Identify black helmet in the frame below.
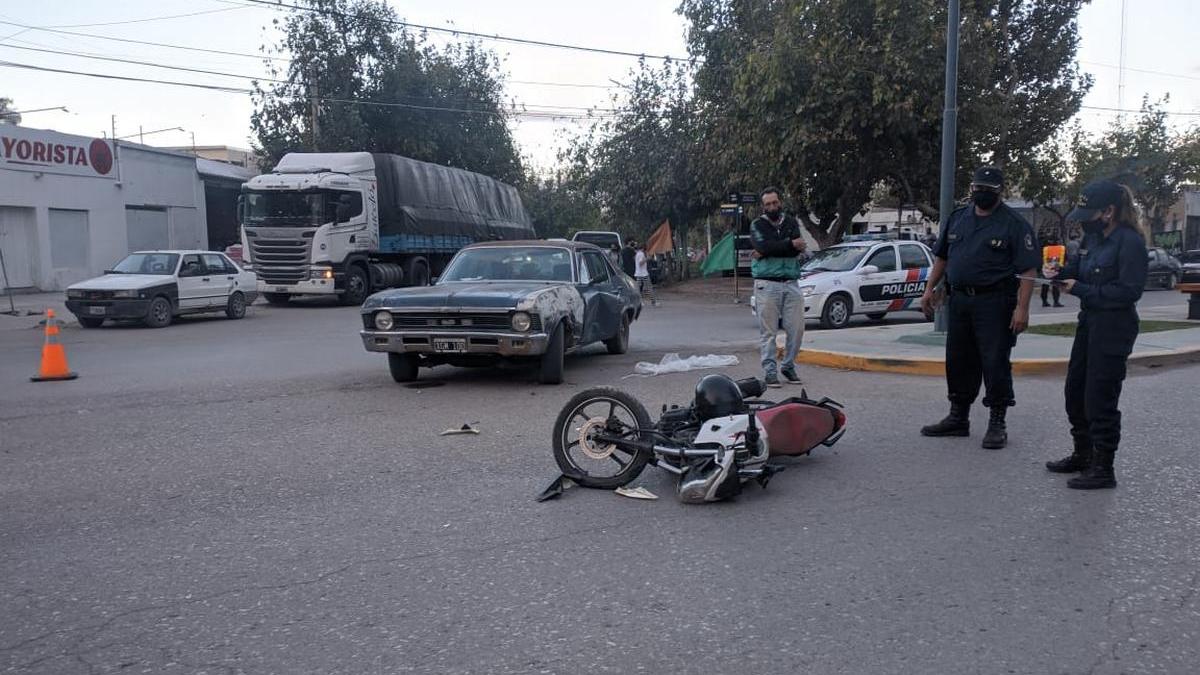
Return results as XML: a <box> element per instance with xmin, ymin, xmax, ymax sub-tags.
<box><xmin>694</xmin><ymin>374</ymin><xmax>747</xmax><ymax>420</ymax></box>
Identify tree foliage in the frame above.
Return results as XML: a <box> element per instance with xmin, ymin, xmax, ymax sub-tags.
<box><xmin>671</xmin><ymin>0</ymin><xmax>1091</xmax><ymax>245</ymax></box>
<box><xmin>251</xmin><ymin>0</ymin><xmax>522</xmax><ymax>183</ymax></box>
<box><xmin>0</xmin><ymin>97</ymin><xmax>19</xmax><ymax>126</ymax></box>
<box><xmin>1023</xmin><ymin>99</ymin><xmax>1200</xmax><ymax>234</ymax></box>
<box><xmin>567</xmin><ymin>59</ymin><xmax>716</xmax><ymax>252</ymax></box>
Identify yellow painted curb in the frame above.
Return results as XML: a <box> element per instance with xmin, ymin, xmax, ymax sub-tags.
<box><xmin>795</xmin><ymin>346</ymin><xmax>1200</xmax><ymax>377</ymax></box>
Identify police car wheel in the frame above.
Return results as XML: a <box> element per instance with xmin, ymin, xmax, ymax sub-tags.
<box><xmin>820</xmin><ymin>293</ymin><xmax>853</xmax><ymax>329</ymax></box>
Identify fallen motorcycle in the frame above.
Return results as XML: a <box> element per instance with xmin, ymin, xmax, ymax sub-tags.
<box><xmin>544</xmin><ymin>373</ymin><xmax>847</xmax><ymax>503</ymax></box>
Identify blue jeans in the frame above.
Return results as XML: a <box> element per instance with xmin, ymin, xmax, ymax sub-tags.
<box><xmin>754</xmin><ymin>279</ymin><xmax>805</xmax><ymax>376</ymax></box>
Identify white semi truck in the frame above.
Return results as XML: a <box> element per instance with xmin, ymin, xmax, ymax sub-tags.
<box><xmin>238</xmin><ymin>152</ymin><xmax>535</xmax><ymax>305</ymax></box>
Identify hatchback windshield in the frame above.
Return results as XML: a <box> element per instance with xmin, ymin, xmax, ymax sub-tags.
<box><xmin>440</xmin><ymin>247</ymin><xmax>574</xmax><ymax>282</ymax></box>
<box><xmin>110</xmin><ymin>253</ymin><xmax>179</xmax><ymax>275</ymax></box>
<box><xmin>800</xmin><ymin>246</ymin><xmax>870</xmax><ymax>273</ymax></box>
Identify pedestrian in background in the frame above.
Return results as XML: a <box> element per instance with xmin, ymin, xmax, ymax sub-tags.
<box><xmin>634</xmin><ymin>243</ymin><xmax>658</xmax><ymax>306</ymax></box>
<box><xmin>1043</xmin><ymin>180</ymin><xmax>1148</xmax><ymax>489</ymax></box>
<box><xmin>620</xmin><ymin>239</ymin><xmax>637</xmax><ymax>278</ymax></box>
<box><xmin>919</xmin><ymin>166</ymin><xmax>1039</xmax><ymax>449</ymax></box>
<box><xmin>1040</xmin><ymin>234</ymin><xmax>1065</xmax><ymax>308</ymax></box>
<box><xmin>750</xmin><ymin>187</ymin><xmax>806</xmax><ymax>387</ymax></box>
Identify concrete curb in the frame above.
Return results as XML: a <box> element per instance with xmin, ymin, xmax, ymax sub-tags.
<box><xmin>796</xmin><ymin>345</ymin><xmax>1200</xmax><ymax>376</ymax></box>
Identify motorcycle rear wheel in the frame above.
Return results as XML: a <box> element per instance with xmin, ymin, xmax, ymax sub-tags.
<box><xmin>552</xmin><ymin>387</ymin><xmax>653</xmax><ymax>489</ymax></box>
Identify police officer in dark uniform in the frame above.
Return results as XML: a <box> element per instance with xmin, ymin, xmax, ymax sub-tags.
<box><xmin>919</xmin><ymin>166</ymin><xmax>1040</xmax><ymax>449</ymax></box>
<box><xmin>1043</xmin><ymin>180</ymin><xmax>1148</xmax><ymax>489</ymax></box>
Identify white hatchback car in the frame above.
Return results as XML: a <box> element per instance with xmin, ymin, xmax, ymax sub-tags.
<box><xmin>752</xmin><ymin>239</ymin><xmax>934</xmax><ymax>329</ymax></box>
<box><xmin>65</xmin><ymin>251</ymin><xmax>258</xmax><ymax>328</ymax></box>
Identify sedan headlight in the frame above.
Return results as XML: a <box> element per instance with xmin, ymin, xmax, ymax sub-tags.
<box><xmin>800</xmin><ymin>285</ymin><xmax>816</xmax><ymax>297</ymax></box>
<box><xmin>66</xmin><ymin>289</ymin><xmax>84</xmax><ymax>298</ymax></box>
<box><xmin>112</xmin><ymin>289</ymin><xmax>138</xmax><ymax>298</ymax></box>
<box><xmin>511</xmin><ymin>312</ymin><xmax>532</xmax><ymax>332</ymax></box>
<box><xmin>374</xmin><ymin>311</ymin><xmax>394</xmax><ymax>330</ymax></box>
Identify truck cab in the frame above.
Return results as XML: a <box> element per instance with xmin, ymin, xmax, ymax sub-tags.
<box><xmin>239</xmin><ymin>153</ymin><xmax>378</xmax><ymax>305</ymax></box>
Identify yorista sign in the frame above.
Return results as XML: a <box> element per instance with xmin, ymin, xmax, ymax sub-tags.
<box><xmin>0</xmin><ymin>126</ymin><xmax>115</xmax><ymax>179</ymax></box>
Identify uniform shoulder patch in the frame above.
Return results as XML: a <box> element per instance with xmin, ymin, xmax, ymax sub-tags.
<box><xmin>1024</xmin><ymin>233</ymin><xmax>1034</xmax><ymax>250</ymax></box>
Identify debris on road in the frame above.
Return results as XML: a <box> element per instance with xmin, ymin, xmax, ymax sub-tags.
<box><xmin>628</xmin><ymin>353</ymin><xmax>739</xmax><ymax>377</ymax></box>
<box><xmin>535</xmin><ymin>475</ymin><xmax>577</xmax><ymax>502</ymax></box>
<box><xmin>440</xmin><ymin>423</ymin><xmax>481</xmax><ymax>436</ymax></box>
<box><xmin>614</xmin><ymin>486</ymin><xmax>658</xmax><ymax>500</ymax></box>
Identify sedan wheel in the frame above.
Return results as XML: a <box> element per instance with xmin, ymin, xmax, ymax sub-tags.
<box><xmin>144</xmin><ymin>296</ymin><xmax>172</xmax><ymax>328</ymax></box>
<box><xmin>820</xmin><ymin>294</ymin><xmax>852</xmax><ymax>329</ymax></box>
<box><xmin>226</xmin><ymin>292</ymin><xmax>247</xmax><ymax>319</ymax></box>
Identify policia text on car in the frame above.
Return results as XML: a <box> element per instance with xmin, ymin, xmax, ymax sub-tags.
<box><xmin>919</xmin><ymin>166</ymin><xmax>1039</xmax><ymax>449</ymax></box>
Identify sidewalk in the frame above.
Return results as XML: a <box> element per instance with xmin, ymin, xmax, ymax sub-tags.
<box><xmin>0</xmin><ymin>291</ymin><xmax>66</xmax><ymax>331</ymax></box>
<box><xmin>797</xmin><ymin>302</ymin><xmax>1200</xmax><ymax>375</ymax></box>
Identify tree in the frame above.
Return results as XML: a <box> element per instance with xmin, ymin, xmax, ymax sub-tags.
<box><xmin>0</xmin><ymin>97</ymin><xmax>19</xmax><ymax>126</ymax></box>
<box><xmin>251</xmin><ymin>0</ymin><xmax>522</xmax><ymax>183</ymax></box>
<box><xmin>521</xmin><ymin>166</ymin><xmax>603</xmax><ymax>240</ymax></box>
<box><xmin>567</xmin><ymin>59</ymin><xmax>717</xmax><ymax>270</ymax></box>
<box><xmin>678</xmin><ymin>0</ymin><xmax>1091</xmax><ymax>246</ymax></box>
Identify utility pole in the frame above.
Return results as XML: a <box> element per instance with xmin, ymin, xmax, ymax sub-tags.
<box><xmin>934</xmin><ymin>0</ymin><xmax>961</xmax><ymax>334</ymax></box>
<box><xmin>139</xmin><ymin>125</ymin><xmax>144</xmax><ymax>144</ymax></box>
<box><xmin>310</xmin><ymin>76</ymin><xmax>320</xmax><ymax>151</ymax></box>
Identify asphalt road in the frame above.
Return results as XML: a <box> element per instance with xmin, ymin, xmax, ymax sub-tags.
<box><xmin>2</xmin><ymin>294</ymin><xmax>1197</xmax><ymax>674</ymax></box>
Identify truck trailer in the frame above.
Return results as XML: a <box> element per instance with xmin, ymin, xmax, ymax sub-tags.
<box><xmin>238</xmin><ymin>152</ymin><xmax>535</xmax><ymax>305</ymax></box>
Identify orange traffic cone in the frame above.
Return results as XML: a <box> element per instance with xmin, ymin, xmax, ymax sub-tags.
<box><xmin>31</xmin><ymin>309</ymin><xmax>78</xmax><ymax>382</ymax></box>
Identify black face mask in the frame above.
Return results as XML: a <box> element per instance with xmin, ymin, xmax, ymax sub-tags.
<box><xmin>971</xmin><ymin>190</ymin><xmax>1000</xmax><ymax>210</ymax></box>
<box><xmin>764</xmin><ymin>208</ymin><xmax>782</xmax><ymax>220</ymax></box>
<box><xmin>1082</xmin><ymin>219</ymin><xmax>1106</xmax><ymax>235</ymax></box>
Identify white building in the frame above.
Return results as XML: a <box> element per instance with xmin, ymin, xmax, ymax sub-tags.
<box><xmin>1</xmin><ymin>125</ymin><xmax>208</xmax><ymax>292</ymax></box>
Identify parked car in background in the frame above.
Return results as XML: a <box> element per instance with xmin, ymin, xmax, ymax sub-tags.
<box><xmin>360</xmin><ymin>241</ymin><xmax>642</xmax><ymax>384</ymax></box>
<box><xmin>571</xmin><ymin>230</ymin><xmax>622</xmax><ymax>251</ymax></box>
<box><xmin>1176</xmin><ymin>249</ymin><xmax>1200</xmax><ymax>286</ymax></box>
<box><xmin>65</xmin><ymin>251</ymin><xmax>258</xmax><ymax>328</ymax></box>
<box><xmin>1146</xmin><ymin>247</ymin><xmax>1183</xmax><ymax>289</ymax></box>
<box><xmin>752</xmin><ymin>238</ymin><xmax>934</xmax><ymax>329</ymax></box>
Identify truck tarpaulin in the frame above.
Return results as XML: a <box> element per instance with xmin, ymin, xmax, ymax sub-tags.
<box><xmin>371</xmin><ymin>154</ymin><xmax>534</xmax><ymax>241</ymax></box>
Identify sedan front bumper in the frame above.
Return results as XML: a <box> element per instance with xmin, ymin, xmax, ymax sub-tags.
<box><xmin>66</xmin><ymin>298</ymin><xmax>151</xmax><ymax>320</ymax></box>
<box><xmin>361</xmin><ymin>330</ymin><xmax>551</xmax><ymax>357</ymax></box>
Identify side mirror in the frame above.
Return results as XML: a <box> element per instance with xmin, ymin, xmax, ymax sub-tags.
<box><xmin>858</xmin><ymin>265</ymin><xmax>880</xmax><ymax>276</ymax></box>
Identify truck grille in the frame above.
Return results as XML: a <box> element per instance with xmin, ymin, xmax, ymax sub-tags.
<box><xmin>364</xmin><ymin>312</ymin><xmax>542</xmax><ymax>332</ymax></box>
<box><xmin>249</xmin><ymin>237</ymin><xmax>311</xmax><ymax>285</ymax></box>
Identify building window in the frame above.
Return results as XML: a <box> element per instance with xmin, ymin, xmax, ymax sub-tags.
<box><xmin>48</xmin><ymin>209</ymin><xmax>89</xmax><ymax>269</ymax></box>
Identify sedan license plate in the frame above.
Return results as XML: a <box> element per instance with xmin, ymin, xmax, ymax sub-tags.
<box><xmin>433</xmin><ymin>338</ymin><xmax>467</xmax><ymax>353</ymax></box>
<box><xmin>88</xmin><ymin>306</ymin><xmax>106</xmax><ymax>315</ymax></box>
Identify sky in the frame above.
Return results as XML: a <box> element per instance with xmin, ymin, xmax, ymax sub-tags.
<box><xmin>2</xmin><ymin>0</ymin><xmax>1198</xmax><ymax>171</ymax></box>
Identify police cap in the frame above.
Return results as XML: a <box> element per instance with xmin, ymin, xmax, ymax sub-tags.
<box><xmin>1066</xmin><ymin>179</ymin><xmax>1124</xmax><ymax>223</ymax></box>
<box><xmin>971</xmin><ymin>166</ymin><xmax>1004</xmax><ymax>189</ymax></box>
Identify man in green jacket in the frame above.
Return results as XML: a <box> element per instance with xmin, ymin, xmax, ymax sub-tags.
<box><xmin>750</xmin><ymin>187</ymin><xmax>808</xmax><ymax>387</ymax></box>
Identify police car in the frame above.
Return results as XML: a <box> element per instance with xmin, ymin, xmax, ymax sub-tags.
<box><xmin>752</xmin><ymin>238</ymin><xmax>935</xmax><ymax>329</ymax></box>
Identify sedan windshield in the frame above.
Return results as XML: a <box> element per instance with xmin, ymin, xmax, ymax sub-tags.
<box><xmin>801</xmin><ymin>246</ymin><xmax>870</xmax><ymax>272</ymax></box>
<box><xmin>440</xmin><ymin>247</ymin><xmax>574</xmax><ymax>282</ymax></box>
<box><xmin>110</xmin><ymin>253</ymin><xmax>179</xmax><ymax>275</ymax></box>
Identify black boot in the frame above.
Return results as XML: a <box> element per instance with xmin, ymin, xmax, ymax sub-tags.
<box><xmin>1046</xmin><ymin>440</ymin><xmax>1091</xmax><ymax>473</ymax></box>
<box><xmin>981</xmin><ymin>406</ymin><xmax>1008</xmax><ymax>449</ymax></box>
<box><xmin>920</xmin><ymin>403</ymin><xmax>970</xmax><ymax>437</ymax></box>
<box><xmin>1067</xmin><ymin>450</ymin><xmax>1117</xmax><ymax>489</ymax></box>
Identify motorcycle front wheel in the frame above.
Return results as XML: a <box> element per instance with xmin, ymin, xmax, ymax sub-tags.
<box><xmin>552</xmin><ymin>387</ymin><xmax>653</xmax><ymax>489</ymax></box>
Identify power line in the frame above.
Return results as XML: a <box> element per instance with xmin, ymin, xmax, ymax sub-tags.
<box><xmin>1079</xmin><ymin>60</ymin><xmax>1200</xmax><ymax>83</ymax></box>
<box><xmin>0</xmin><ymin>59</ymin><xmax>623</xmax><ymax>120</ymax></box>
<box><xmin>0</xmin><ymin>20</ymin><xmax>290</xmax><ymax>62</ymax></box>
<box><xmin>0</xmin><ymin>20</ymin><xmax>623</xmax><ymax>90</ymax></box>
<box><xmin>43</xmin><ymin>6</ymin><xmax>248</xmax><ymax>29</ymax></box>
<box><xmin>0</xmin><ymin>44</ymin><xmax>618</xmax><ymax>113</ymax></box>
<box><xmin>1079</xmin><ymin>104</ymin><xmax>1200</xmax><ymax>117</ymax></box>
<box><xmin>229</xmin><ymin>0</ymin><xmax>688</xmax><ymax>61</ymax></box>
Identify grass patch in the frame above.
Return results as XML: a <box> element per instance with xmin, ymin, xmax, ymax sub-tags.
<box><xmin>1027</xmin><ymin>320</ymin><xmax>1199</xmax><ymax>337</ymax></box>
